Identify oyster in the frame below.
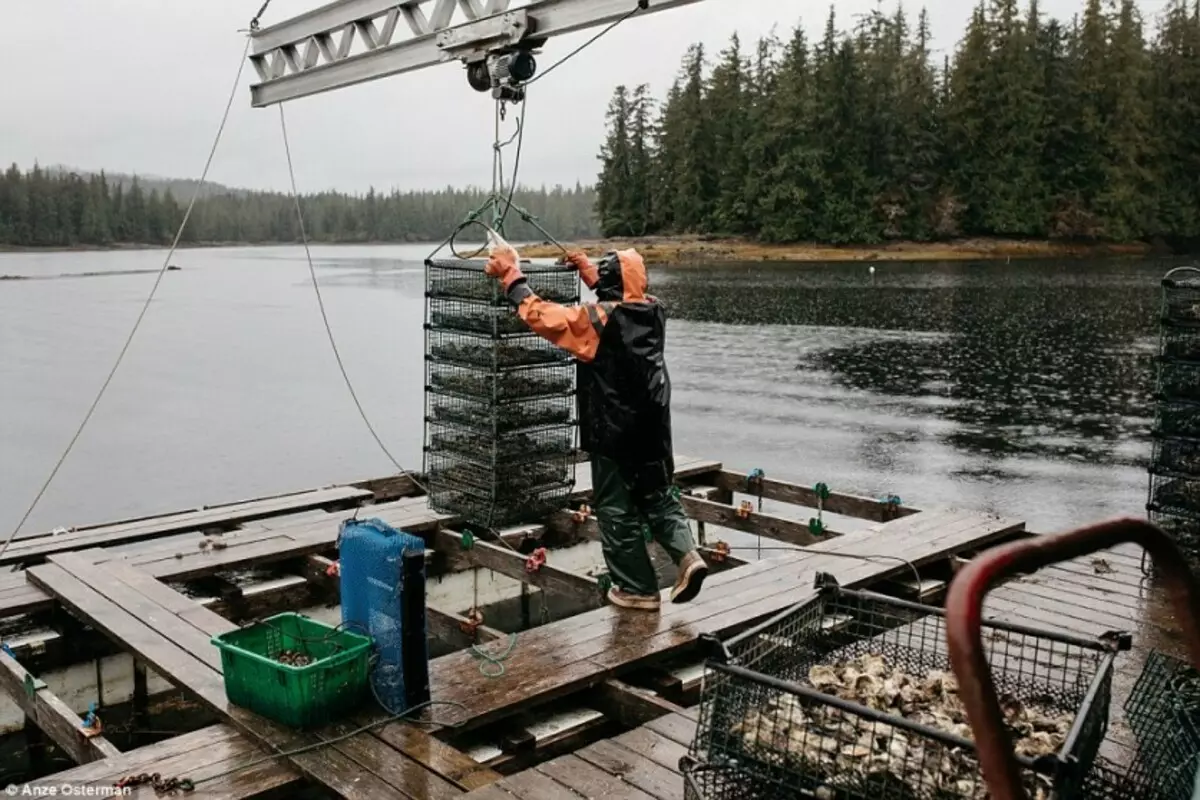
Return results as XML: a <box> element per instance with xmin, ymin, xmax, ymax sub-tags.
<box><xmin>728</xmin><ymin>652</ymin><xmax>1078</xmax><ymax>799</ymax></box>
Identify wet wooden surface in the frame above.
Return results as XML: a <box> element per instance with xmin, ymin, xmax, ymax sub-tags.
<box><xmin>7</xmin><ymin>486</ymin><xmax>373</xmax><ymax>566</ymax></box>
<box><xmin>463</xmin><ymin>711</ymin><xmax>698</xmax><ymax>799</ymax></box>
<box><xmin>27</xmin><ymin>724</ymin><xmax>300</xmax><ymax>798</ymax></box>
<box><xmin>27</xmin><ymin>553</ymin><xmax>479</xmax><ymax>799</ymax></box>
<box><xmin>0</xmin><ymin>456</ymin><xmax>723</xmax><ymax>619</ymax></box>
<box><xmin>977</xmin><ymin>540</ymin><xmax>1186</xmax><ymax>768</ymax></box>
<box><xmin>402</xmin><ymin>508</ymin><xmax>1024</xmax><ymax>735</ymax></box>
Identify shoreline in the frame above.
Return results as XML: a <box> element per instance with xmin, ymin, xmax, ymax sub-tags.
<box><xmin>0</xmin><ymin>235</ymin><xmax>1164</xmax><ymax>264</ymax></box>
<box><xmin>520</xmin><ymin>235</ymin><xmax>1159</xmax><ymax>264</ymax></box>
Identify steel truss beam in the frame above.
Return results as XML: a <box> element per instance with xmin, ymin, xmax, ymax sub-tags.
<box><xmin>248</xmin><ymin>0</ymin><xmax>707</xmax><ymax>107</ymax></box>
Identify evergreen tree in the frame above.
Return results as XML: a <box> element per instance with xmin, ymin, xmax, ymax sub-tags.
<box><xmin>0</xmin><ymin>166</ymin><xmax>601</xmax><ymax>248</ymax></box>
<box><xmin>590</xmin><ymin>0</ymin><xmax>1200</xmax><ymax>247</ymax></box>
<box><xmin>595</xmin><ymin>85</ymin><xmax>635</xmax><ymax>237</ymax></box>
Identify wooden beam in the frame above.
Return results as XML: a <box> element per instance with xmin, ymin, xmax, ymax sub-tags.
<box><xmin>685</xmin><ymin>485</ymin><xmax>734</xmax><ymax>504</ymax></box>
<box><xmin>426</xmin><ymin>607</ymin><xmax>507</xmax><ymax>650</ymax></box>
<box><xmin>0</xmin><ymin>650</ymin><xmax>120</xmax><ymax>764</ymax></box>
<box><xmin>349</xmin><ymin>473</ymin><xmax>424</xmax><ymax>502</ymax></box>
<box><xmin>680</xmin><ymin>495</ymin><xmax>842</xmax><ymax>545</ymax></box>
<box><xmin>13</xmin><ymin>486</ymin><xmax>373</xmax><ymax>565</ymax></box>
<box><xmin>588</xmin><ymin>679</ymin><xmax>689</xmax><ymax>728</ymax></box>
<box><xmin>714</xmin><ymin>469</ymin><xmax>918</xmax><ymax>522</ymax></box>
<box><xmin>434</xmin><ymin>531</ymin><xmax>603</xmax><ymax>608</ymax></box>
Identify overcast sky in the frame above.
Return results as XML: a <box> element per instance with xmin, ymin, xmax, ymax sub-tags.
<box><xmin>1</xmin><ymin>0</ymin><xmax>1176</xmax><ymax>194</ymax></box>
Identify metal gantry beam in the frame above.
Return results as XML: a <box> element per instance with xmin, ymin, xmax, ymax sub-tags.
<box><xmin>248</xmin><ymin>0</ymin><xmax>709</xmax><ymax>106</ymax></box>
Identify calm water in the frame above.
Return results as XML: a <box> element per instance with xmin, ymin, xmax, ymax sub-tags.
<box><xmin>0</xmin><ymin>245</ymin><xmax>1189</xmax><ymax>537</ymax></box>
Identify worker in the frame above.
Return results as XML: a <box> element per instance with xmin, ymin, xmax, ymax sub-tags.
<box><xmin>485</xmin><ymin>243</ymin><xmax>707</xmax><ymax>612</ymax></box>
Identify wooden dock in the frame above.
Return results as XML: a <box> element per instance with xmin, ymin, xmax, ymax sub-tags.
<box><xmin>0</xmin><ymin>454</ymin><xmax>1171</xmax><ymax>798</ymax></box>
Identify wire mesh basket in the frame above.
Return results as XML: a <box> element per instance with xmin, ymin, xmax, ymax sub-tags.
<box><xmin>427</xmin><ymin>361</ymin><xmax>574</xmax><ymax>403</ymax></box>
<box><xmin>425</xmin><ymin>258</ymin><xmax>580</xmax><ymax>305</ymax></box>
<box><xmin>1077</xmin><ymin>755</ymin><xmax>1160</xmax><ymax>800</ymax></box>
<box><xmin>1148</xmin><ymin>472</ymin><xmax>1200</xmax><ymax>521</ymax></box>
<box><xmin>426</xmin><ymin>450</ymin><xmax>574</xmax><ymax>495</ymax></box>
<box><xmin>1163</xmin><ymin>327</ymin><xmax>1200</xmax><ymax>364</ymax></box>
<box><xmin>1158</xmin><ymin>363</ymin><xmax>1200</xmax><ymax>404</ymax></box>
<box><xmin>427</xmin><ymin>422</ymin><xmax>575</xmax><ymax>466</ymax></box>
<box><xmin>427</xmin><ymin>391</ymin><xmax>574</xmax><ymax>434</ymax></box>
<box><xmin>1162</xmin><ymin>270</ymin><xmax>1200</xmax><ymax>327</ymax></box>
<box><xmin>1152</xmin><ymin>435</ymin><xmax>1200</xmax><ymax>477</ymax></box>
<box><xmin>1124</xmin><ymin>650</ymin><xmax>1200</xmax><ymax>800</ymax></box>
<box><xmin>427</xmin><ymin>327</ymin><xmax>570</xmax><ymax>369</ymax></box>
<box><xmin>429</xmin><ymin>297</ymin><xmax>532</xmax><ymax>337</ymax></box>
<box><xmin>1154</xmin><ymin>399</ymin><xmax>1200</xmax><ymax>439</ymax></box>
<box><xmin>427</xmin><ymin>480</ymin><xmax>576</xmax><ymax>529</ymax></box>
<box><xmin>686</xmin><ymin>578</ymin><xmax>1119</xmax><ymax>800</ymax></box>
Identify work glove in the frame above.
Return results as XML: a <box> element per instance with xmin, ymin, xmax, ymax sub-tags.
<box><xmin>485</xmin><ymin>244</ymin><xmax>526</xmax><ymax>292</ymax></box>
<box><xmin>562</xmin><ymin>250</ymin><xmax>599</xmax><ymax>288</ymax></box>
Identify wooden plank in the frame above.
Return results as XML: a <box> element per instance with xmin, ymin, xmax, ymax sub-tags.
<box><xmin>12</xmin><ymin>486</ymin><xmax>373</xmax><ymax>565</ymax></box>
<box><xmin>644</xmin><ymin>713</ymin><xmax>698</xmax><ymax>747</ymax></box>
<box><xmin>32</xmin><ymin>724</ymin><xmax>301</xmax><ymax>797</ymax></box>
<box><xmin>534</xmin><ymin>753</ymin><xmax>658</xmax><ymax>800</ymax></box>
<box><xmin>50</xmin><ymin>554</ymin><xmax>225</xmax><ymax>672</ymax></box>
<box><xmin>576</xmin><ymin>738</ymin><xmax>682</xmax><ymax>800</ymax></box>
<box><xmin>497</xmin><ymin>768</ymin><xmax>575</xmax><ymax>799</ymax></box>
<box><xmin>614</xmin><ymin>725</ymin><xmax>690</xmax><ymax>774</ymax></box>
<box><xmin>588</xmin><ymin>679</ymin><xmax>688</xmax><ymax>728</ymax></box>
<box><xmin>714</xmin><ymin>469</ymin><xmax>918</xmax><ymax>522</ymax></box>
<box><xmin>323</xmin><ymin>719</ymin><xmax>463</xmax><ymax>800</ymax></box>
<box><xmin>350</xmin><ymin>472</ymin><xmax>424</xmax><ymax>501</ymax></box>
<box><xmin>680</xmin><ymin>494</ymin><xmax>843</xmax><ymax>544</ymax></box>
<box><xmin>435</xmin><ymin>530</ymin><xmax>602</xmax><ymax>607</ymax></box>
<box><xmin>0</xmin><ymin>650</ymin><xmax>120</xmax><ymax>763</ymax></box>
<box><xmin>372</xmin><ymin>723</ymin><xmax>503</xmax><ymax>792</ymax></box>
<box><xmin>0</xmin><ymin>578</ymin><xmax>54</xmax><ymax>616</ymax></box>
<box><xmin>141</xmin><ymin>533</ymin><xmax>330</xmax><ymax>581</ymax></box>
<box><xmin>462</xmin><ymin>786</ymin><xmax>514</xmax><ymax>800</ymax></box>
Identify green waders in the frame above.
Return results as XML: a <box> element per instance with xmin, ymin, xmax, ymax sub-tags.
<box><xmin>591</xmin><ymin>455</ymin><xmax>696</xmax><ymax>597</ymax></box>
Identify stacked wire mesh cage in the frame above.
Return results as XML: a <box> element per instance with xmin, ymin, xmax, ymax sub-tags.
<box><xmin>1123</xmin><ymin>650</ymin><xmax>1200</xmax><ymax>800</ymax></box>
<box><xmin>682</xmin><ymin>575</ymin><xmax>1120</xmax><ymax>800</ymax></box>
<box><xmin>1148</xmin><ymin>266</ymin><xmax>1200</xmax><ymax>564</ymax></box>
<box><xmin>423</xmin><ymin>256</ymin><xmax>579</xmax><ymax>528</ymax></box>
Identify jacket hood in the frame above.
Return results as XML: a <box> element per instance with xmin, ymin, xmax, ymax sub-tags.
<box><xmin>617</xmin><ymin>249</ymin><xmax>647</xmax><ymax>302</ymax></box>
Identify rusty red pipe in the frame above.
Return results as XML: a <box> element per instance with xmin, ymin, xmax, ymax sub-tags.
<box><xmin>944</xmin><ymin>516</ymin><xmax>1200</xmax><ymax>800</ymax></box>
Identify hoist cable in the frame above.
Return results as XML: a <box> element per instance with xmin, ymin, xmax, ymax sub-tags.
<box><xmin>278</xmin><ymin>104</ymin><xmax>427</xmax><ymax>492</ymax></box>
<box><xmin>1</xmin><ymin>35</ymin><xmax>253</xmax><ymax>556</ymax></box>
<box><xmin>525</xmin><ymin>1</ymin><xmax>648</xmax><ymax>86</ymax></box>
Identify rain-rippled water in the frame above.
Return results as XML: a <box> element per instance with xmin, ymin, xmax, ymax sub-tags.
<box><xmin>0</xmin><ymin>245</ymin><xmax>1188</xmax><ymax>536</ymax></box>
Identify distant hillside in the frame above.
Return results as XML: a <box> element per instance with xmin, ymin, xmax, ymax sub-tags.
<box><xmin>2</xmin><ymin>162</ymin><xmax>600</xmax><ymax>247</ymax></box>
<box><xmin>43</xmin><ymin>165</ymin><xmax>244</xmax><ymax>200</ymax></box>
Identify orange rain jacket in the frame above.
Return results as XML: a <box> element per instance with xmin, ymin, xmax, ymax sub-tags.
<box><xmin>507</xmin><ymin>250</ymin><xmax>676</xmax><ymax>494</ymax></box>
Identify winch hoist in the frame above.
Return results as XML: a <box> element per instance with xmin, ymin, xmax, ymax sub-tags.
<box><xmin>247</xmin><ymin>0</ymin><xmax>708</xmax><ymax>107</ymax></box>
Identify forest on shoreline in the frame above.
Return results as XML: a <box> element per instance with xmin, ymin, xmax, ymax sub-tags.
<box><xmin>0</xmin><ymin>165</ymin><xmax>599</xmax><ymax>249</ymax></box>
<box><xmin>595</xmin><ymin>0</ymin><xmax>1200</xmax><ymax>248</ymax></box>
<box><xmin>3</xmin><ymin>0</ymin><xmax>1198</xmax><ymax>253</ymax></box>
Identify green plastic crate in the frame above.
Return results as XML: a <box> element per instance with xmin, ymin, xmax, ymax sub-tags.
<box><xmin>210</xmin><ymin>612</ymin><xmax>372</xmax><ymax>728</ymax></box>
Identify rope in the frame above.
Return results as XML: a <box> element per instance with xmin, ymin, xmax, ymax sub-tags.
<box><xmin>1</xmin><ymin>35</ymin><xmax>253</xmax><ymax>556</ymax></box>
<box><xmin>278</xmin><ymin>104</ymin><xmax>428</xmax><ymax>494</ymax></box>
<box><xmin>432</xmin><ymin>91</ymin><xmax>569</xmax><ymax>262</ymax></box>
<box><xmin>470</xmin><ymin>633</ymin><xmax>518</xmax><ymax>677</ymax></box>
